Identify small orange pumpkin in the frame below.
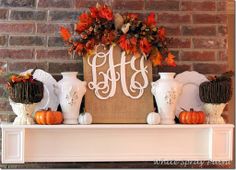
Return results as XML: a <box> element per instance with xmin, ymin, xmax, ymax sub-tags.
<box><xmin>34</xmin><ymin>108</ymin><xmax>63</xmax><ymax>125</ymax></box>
<box><xmin>179</xmin><ymin>108</ymin><xmax>205</xmax><ymax>124</ymax></box>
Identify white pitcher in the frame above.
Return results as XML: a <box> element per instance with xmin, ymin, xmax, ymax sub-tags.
<box><xmin>58</xmin><ymin>72</ymin><xmax>86</xmax><ymax>124</ymax></box>
<box><xmin>151</xmin><ymin>72</ymin><xmax>183</xmax><ymax>124</ymax></box>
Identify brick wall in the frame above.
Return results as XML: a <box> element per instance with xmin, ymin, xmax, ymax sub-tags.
<box><xmin>0</xmin><ymin>0</ymin><xmax>232</xmax><ymax>168</ymax></box>
<box><xmin>0</xmin><ymin>0</ymin><xmax>229</xmax><ymax>113</ymax></box>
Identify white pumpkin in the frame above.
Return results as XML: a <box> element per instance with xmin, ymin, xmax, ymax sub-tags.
<box><xmin>146</xmin><ymin>112</ymin><xmax>161</xmax><ymax>125</ymax></box>
<box><xmin>79</xmin><ymin>112</ymin><xmax>92</xmax><ymax>125</ymax></box>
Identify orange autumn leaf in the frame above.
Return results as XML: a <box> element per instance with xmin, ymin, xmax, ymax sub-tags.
<box><xmin>150</xmin><ymin>51</ymin><xmax>162</xmax><ymax>66</ymax></box>
<box><xmin>60</xmin><ymin>27</ymin><xmax>71</xmax><ymax>42</ymax></box>
<box><xmin>165</xmin><ymin>52</ymin><xmax>176</xmax><ymax>67</ymax></box>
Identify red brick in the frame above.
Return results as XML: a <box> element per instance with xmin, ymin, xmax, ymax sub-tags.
<box><xmin>0</xmin><ymin>99</ymin><xmax>12</xmax><ymax>111</ymax></box>
<box><xmin>38</xmin><ymin>0</ymin><xmax>74</xmax><ymax>8</ymax></box>
<box><xmin>48</xmin><ymin>37</ymin><xmax>65</xmax><ymax>47</ymax></box>
<box><xmin>0</xmin><ymin>23</ymin><xmax>35</xmax><ymax>33</ymax></box>
<box><xmin>0</xmin><ymin>76</ymin><xmax>5</xmax><ymax>84</ymax></box>
<box><xmin>37</xmin><ymin>23</ymin><xmax>58</xmax><ymax>34</ymax></box>
<box><xmin>0</xmin><ymin>49</ymin><xmax>34</xmax><ymax>59</ymax></box>
<box><xmin>193</xmin><ymin>38</ymin><xmax>226</xmax><ymax>49</ymax></box>
<box><xmin>218</xmin><ymin>51</ymin><xmax>227</xmax><ymax>61</ymax></box>
<box><xmin>181</xmin><ymin>51</ymin><xmax>215</xmax><ymax>61</ymax></box>
<box><xmin>9</xmin><ymin>36</ymin><xmax>46</xmax><ymax>46</ymax></box>
<box><xmin>113</xmin><ymin>0</ymin><xmax>145</xmax><ymax>10</ymax></box>
<box><xmin>193</xmin><ymin>63</ymin><xmax>228</xmax><ymax>74</ymax></box>
<box><xmin>75</xmin><ymin>0</ymin><xmax>112</xmax><ymax>8</ymax></box>
<box><xmin>0</xmin><ymin>86</ymin><xmax>7</xmax><ymax>98</ymax></box>
<box><xmin>10</xmin><ymin>10</ymin><xmax>46</xmax><ymax>21</ymax></box>
<box><xmin>37</xmin><ymin>23</ymin><xmax>73</xmax><ymax>34</ymax></box>
<box><xmin>0</xmin><ymin>35</ymin><xmax>7</xmax><ymax>46</ymax></box>
<box><xmin>164</xmin><ymin>26</ymin><xmax>181</xmax><ymax>36</ymax></box>
<box><xmin>182</xmin><ymin>26</ymin><xmax>216</xmax><ymax>36</ymax></box>
<box><xmin>158</xmin><ymin>13</ymin><xmax>191</xmax><ymax>24</ymax></box>
<box><xmin>49</xmin><ymin>11</ymin><xmax>81</xmax><ymax>21</ymax></box>
<box><xmin>0</xmin><ymin>0</ymin><xmax>36</xmax><ymax>7</ymax></box>
<box><xmin>48</xmin><ymin>62</ymin><xmax>83</xmax><ymax>74</ymax></box>
<box><xmin>217</xmin><ymin>0</ymin><xmax>227</xmax><ymax>11</ymax></box>
<box><xmin>193</xmin><ymin>14</ymin><xmax>227</xmax><ymax>24</ymax></box>
<box><xmin>181</xmin><ymin>0</ymin><xmax>216</xmax><ymax>11</ymax></box>
<box><xmin>0</xmin><ymin>9</ymin><xmax>8</xmax><ymax>19</ymax></box>
<box><xmin>36</xmin><ymin>49</ymin><xmax>71</xmax><ymax>60</ymax></box>
<box><xmin>146</xmin><ymin>0</ymin><xmax>179</xmax><ymax>11</ymax></box>
<box><xmin>8</xmin><ymin>62</ymin><xmax>47</xmax><ymax>72</ymax></box>
<box><xmin>153</xmin><ymin>64</ymin><xmax>191</xmax><ymax>74</ymax></box>
<box><xmin>217</xmin><ymin>25</ymin><xmax>227</xmax><ymax>36</ymax></box>
<box><xmin>169</xmin><ymin>38</ymin><xmax>191</xmax><ymax>48</ymax></box>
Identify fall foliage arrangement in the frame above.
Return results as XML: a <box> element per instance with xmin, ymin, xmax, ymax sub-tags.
<box><xmin>6</xmin><ymin>69</ymin><xmax>44</xmax><ymax>104</ymax></box>
<box><xmin>60</xmin><ymin>3</ymin><xmax>176</xmax><ymax>67</ymax></box>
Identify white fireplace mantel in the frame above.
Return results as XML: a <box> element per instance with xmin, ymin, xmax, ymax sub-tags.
<box><xmin>1</xmin><ymin>123</ymin><xmax>234</xmax><ymax>164</ymax></box>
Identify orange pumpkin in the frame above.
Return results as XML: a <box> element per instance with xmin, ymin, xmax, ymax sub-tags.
<box><xmin>179</xmin><ymin>108</ymin><xmax>205</xmax><ymax>124</ymax></box>
<box><xmin>34</xmin><ymin>108</ymin><xmax>63</xmax><ymax>125</ymax></box>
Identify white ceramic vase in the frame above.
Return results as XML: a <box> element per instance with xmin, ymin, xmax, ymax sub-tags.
<box><xmin>9</xmin><ymin>99</ymin><xmax>36</xmax><ymax>125</ymax></box>
<box><xmin>58</xmin><ymin>72</ymin><xmax>86</xmax><ymax>124</ymax></box>
<box><xmin>203</xmin><ymin>103</ymin><xmax>226</xmax><ymax>124</ymax></box>
<box><xmin>151</xmin><ymin>72</ymin><xmax>183</xmax><ymax>124</ymax></box>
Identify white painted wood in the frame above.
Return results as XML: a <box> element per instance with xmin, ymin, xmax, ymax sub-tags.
<box><xmin>1</xmin><ymin>123</ymin><xmax>234</xmax><ymax>163</ymax></box>
<box><xmin>211</xmin><ymin>127</ymin><xmax>233</xmax><ymax>161</ymax></box>
<box><xmin>2</xmin><ymin>128</ymin><xmax>25</xmax><ymax>163</ymax></box>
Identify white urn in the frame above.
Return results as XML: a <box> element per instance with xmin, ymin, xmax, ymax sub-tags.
<box><xmin>9</xmin><ymin>99</ymin><xmax>35</xmax><ymax>125</ymax></box>
<box><xmin>203</xmin><ymin>103</ymin><xmax>226</xmax><ymax>124</ymax></box>
<box><xmin>58</xmin><ymin>72</ymin><xmax>86</xmax><ymax>124</ymax></box>
<box><xmin>151</xmin><ymin>72</ymin><xmax>183</xmax><ymax>125</ymax></box>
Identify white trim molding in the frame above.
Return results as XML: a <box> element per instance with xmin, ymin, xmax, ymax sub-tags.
<box><xmin>1</xmin><ymin>123</ymin><xmax>234</xmax><ymax>164</ymax></box>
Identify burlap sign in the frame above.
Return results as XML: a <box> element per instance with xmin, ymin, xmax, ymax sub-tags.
<box><xmin>83</xmin><ymin>45</ymin><xmax>154</xmax><ymax>123</ymax></box>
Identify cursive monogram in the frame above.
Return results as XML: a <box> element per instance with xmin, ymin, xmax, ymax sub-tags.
<box><xmin>87</xmin><ymin>46</ymin><xmax>149</xmax><ymax>100</ymax></box>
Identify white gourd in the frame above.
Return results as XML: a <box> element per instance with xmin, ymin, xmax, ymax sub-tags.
<box><xmin>79</xmin><ymin>112</ymin><xmax>93</xmax><ymax>125</ymax></box>
<box><xmin>146</xmin><ymin>112</ymin><xmax>161</xmax><ymax>125</ymax></box>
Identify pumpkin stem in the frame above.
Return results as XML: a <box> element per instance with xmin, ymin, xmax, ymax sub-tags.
<box><xmin>181</xmin><ymin>107</ymin><xmax>187</xmax><ymax>111</ymax></box>
<box><xmin>190</xmin><ymin>108</ymin><xmax>194</xmax><ymax>112</ymax></box>
<box><xmin>47</xmin><ymin>107</ymin><xmax>51</xmax><ymax>111</ymax></box>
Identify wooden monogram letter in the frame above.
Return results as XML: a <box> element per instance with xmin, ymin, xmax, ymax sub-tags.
<box><xmin>83</xmin><ymin>45</ymin><xmax>154</xmax><ymax>123</ymax></box>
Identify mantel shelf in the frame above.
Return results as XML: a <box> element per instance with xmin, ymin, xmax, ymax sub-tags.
<box><xmin>1</xmin><ymin>123</ymin><xmax>234</xmax><ymax>164</ymax></box>
<box><xmin>1</xmin><ymin>123</ymin><xmax>234</xmax><ymax>129</ymax></box>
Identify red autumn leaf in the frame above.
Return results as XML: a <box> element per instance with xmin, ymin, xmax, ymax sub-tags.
<box><xmin>60</xmin><ymin>27</ymin><xmax>71</xmax><ymax>42</ymax></box>
<box><xmin>158</xmin><ymin>27</ymin><xmax>166</xmax><ymax>40</ymax></box>
<box><xmin>119</xmin><ymin>35</ymin><xmax>129</xmax><ymax>51</ymax></box>
<box><xmin>165</xmin><ymin>52</ymin><xmax>176</xmax><ymax>67</ymax></box>
<box><xmin>99</xmin><ymin>5</ymin><xmax>113</xmax><ymax>21</ymax></box>
<box><xmin>76</xmin><ymin>12</ymin><xmax>93</xmax><ymax>32</ymax></box>
<box><xmin>79</xmin><ymin>13</ymin><xmax>92</xmax><ymax>23</ymax></box>
<box><xmin>89</xmin><ymin>7</ymin><xmax>98</xmax><ymax>18</ymax></box>
<box><xmin>130</xmin><ymin>37</ymin><xmax>137</xmax><ymax>45</ymax></box>
<box><xmin>146</xmin><ymin>12</ymin><xmax>156</xmax><ymax>27</ymax></box>
<box><xmin>75</xmin><ymin>43</ymin><xmax>84</xmax><ymax>53</ymax></box>
<box><xmin>127</xmin><ymin>13</ymin><xmax>138</xmax><ymax>20</ymax></box>
<box><xmin>139</xmin><ymin>38</ymin><xmax>151</xmax><ymax>55</ymax></box>
<box><xmin>85</xmin><ymin>39</ymin><xmax>95</xmax><ymax>50</ymax></box>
